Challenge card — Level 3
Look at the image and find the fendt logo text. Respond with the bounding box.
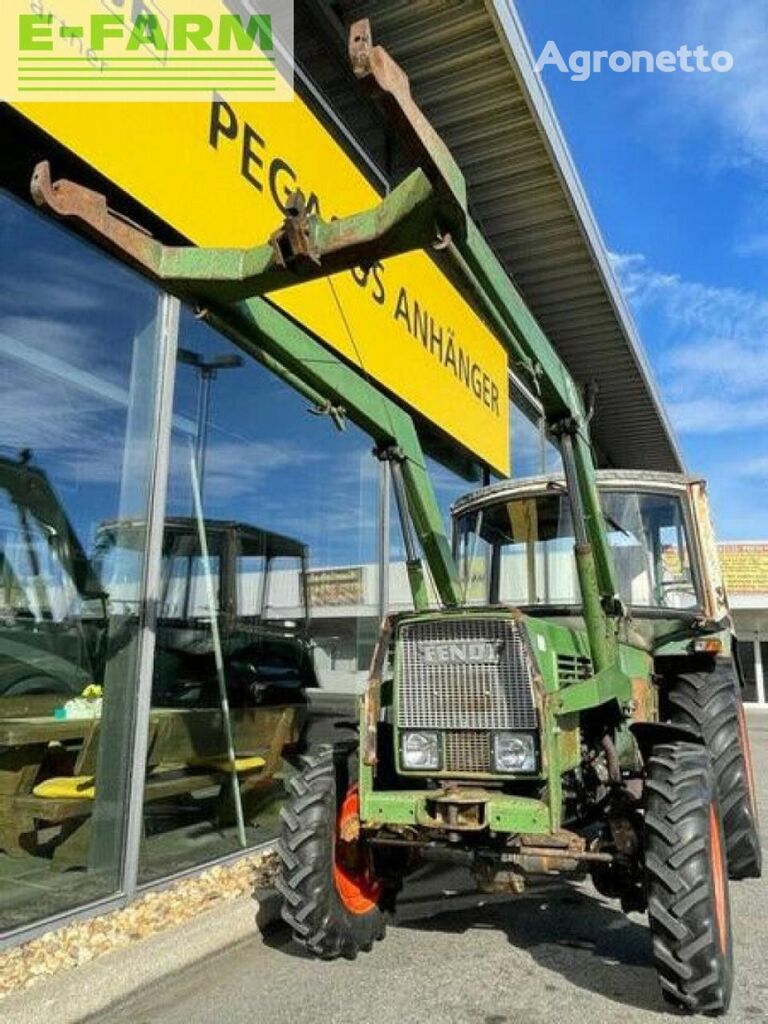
[418,641,504,666]
[2,1,294,102]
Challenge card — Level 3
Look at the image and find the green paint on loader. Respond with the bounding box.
[29,16,760,1015]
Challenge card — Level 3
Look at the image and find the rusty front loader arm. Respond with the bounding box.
[31,161,439,306]
[30,18,624,672]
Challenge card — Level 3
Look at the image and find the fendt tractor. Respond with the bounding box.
[30,19,760,1015]
[0,451,318,716]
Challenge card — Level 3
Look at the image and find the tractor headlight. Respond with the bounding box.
[401,731,441,770]
[492,732,537,773]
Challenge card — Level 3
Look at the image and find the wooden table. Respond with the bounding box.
[0,716,100,746]
[0,705,298,864]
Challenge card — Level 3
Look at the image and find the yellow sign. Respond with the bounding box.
[13,91,510,473]
[308,568,364,608]
[3,1,292,103]
[719,544,768,595]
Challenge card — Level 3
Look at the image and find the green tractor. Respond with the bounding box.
[276,468,759,1016]
[0,454,318,708]
[28,19,760,1014]
[268,26,760,1016]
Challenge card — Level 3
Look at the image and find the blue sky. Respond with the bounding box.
[514,0,768,539]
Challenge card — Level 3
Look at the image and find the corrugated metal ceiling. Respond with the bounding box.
[299,0,683,472]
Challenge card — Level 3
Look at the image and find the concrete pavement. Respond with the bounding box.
[8,716,768,1024]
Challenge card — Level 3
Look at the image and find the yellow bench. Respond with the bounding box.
[0,706,297,866]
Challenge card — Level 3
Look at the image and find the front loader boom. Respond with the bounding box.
[30,19,624,684]
[23,18,757,1014]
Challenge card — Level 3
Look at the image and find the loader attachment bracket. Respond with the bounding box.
[30,160,440,305]
[349,18,468,223]
[31,160,158,276]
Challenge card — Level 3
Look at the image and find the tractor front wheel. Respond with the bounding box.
[644,741,733,1015]
[276,747,385,959]
[666,667,761,879]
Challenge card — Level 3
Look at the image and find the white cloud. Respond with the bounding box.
[166,436,325,509]
[661,0,768,168]
[610,252,768,536]
[735,233,768,258]
[664,397,768,435]
[610,251,768,435]
[733,456,768,479]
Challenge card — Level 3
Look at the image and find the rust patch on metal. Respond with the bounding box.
[362,615,396,766]
[269,190,320,269]
[31,161,160,278]
[506,831,612,874]
[557,712,581,770]
[630,676,657,723]
[348,18,467,213]
[338,815,361,843]
[420,787,493,831]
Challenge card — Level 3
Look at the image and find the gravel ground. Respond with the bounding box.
[0,854,277,999]
[85,714,768,1024]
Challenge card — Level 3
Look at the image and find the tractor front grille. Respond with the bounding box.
[443,730,491,774]
[396,617,537,734]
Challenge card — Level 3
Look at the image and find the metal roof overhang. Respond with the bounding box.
[299,0,684,474]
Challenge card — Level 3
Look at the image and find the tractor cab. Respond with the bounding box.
[452,470,729,651]
[0,452,106,698]
[95,517,319,707]
[29,18,757,1012]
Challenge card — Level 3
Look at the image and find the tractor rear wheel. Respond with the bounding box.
[644,741,733,1015]
[666,667,762,879]
[276,747,385,959]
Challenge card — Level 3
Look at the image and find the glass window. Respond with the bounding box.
[509,390,561,478]
[389,454,479,610]
[602,491,697,610]
[425,455,477,533]
[511,400,545,477]
[0,192,166,933]
[455,488,701,611]
[737,640,758,704]
[139,308,380,883]
[158,529,223,621]
[456,493,577,606]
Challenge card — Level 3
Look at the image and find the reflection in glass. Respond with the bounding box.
[737,641,758,704]
[0,192,164,932]
[511,400,545,477]
[139,309,380,882]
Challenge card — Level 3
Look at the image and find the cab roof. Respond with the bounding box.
[452,470,700,517]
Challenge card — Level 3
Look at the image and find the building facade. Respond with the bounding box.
[720,543,768,706]
[0,0,681,947]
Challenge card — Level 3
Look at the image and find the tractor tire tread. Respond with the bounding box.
[644,742,733,1015]
[274,746,384,959]
[666,669,761,879]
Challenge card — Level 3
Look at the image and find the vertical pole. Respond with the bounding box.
[377,458,390,619]
[193,366,205,473]
[121,294,180,899]
[571,429,619,606]
[754,635,765,705]
[390,459,429,612]
[539,415,547,474]
[559,431,614,672]
[190,450,247,848]
[185,366,213,622]
[197,369,214,501]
